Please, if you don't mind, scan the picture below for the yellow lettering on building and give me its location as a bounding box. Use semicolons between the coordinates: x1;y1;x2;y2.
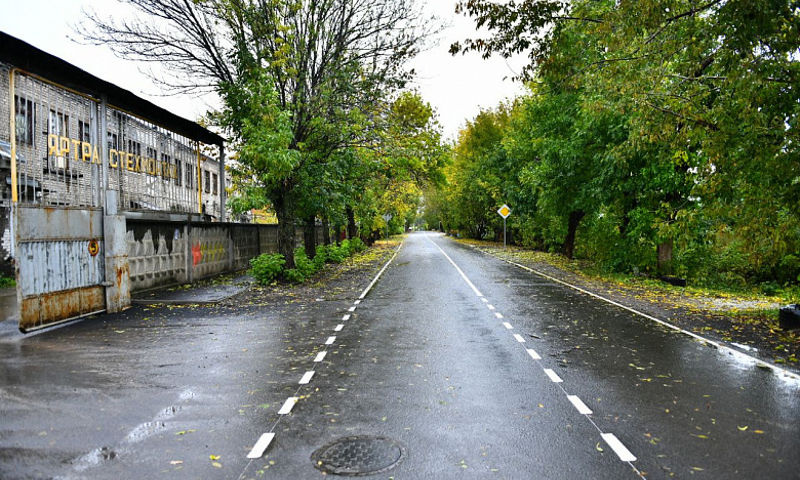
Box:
43;134;209;186
59;137;70;158
81;142;92;163
48;134;58;156
71;139;81;160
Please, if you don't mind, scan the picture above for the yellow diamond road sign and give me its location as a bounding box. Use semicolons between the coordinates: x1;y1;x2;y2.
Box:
498;204;511;219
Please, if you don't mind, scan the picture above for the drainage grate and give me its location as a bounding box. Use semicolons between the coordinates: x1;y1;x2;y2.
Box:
311;436;406;476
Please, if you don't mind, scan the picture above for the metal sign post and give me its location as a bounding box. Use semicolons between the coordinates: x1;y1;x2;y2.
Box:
497;204;511;248
382;213;393;240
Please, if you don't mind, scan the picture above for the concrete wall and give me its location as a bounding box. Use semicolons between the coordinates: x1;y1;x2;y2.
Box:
127;219;326;292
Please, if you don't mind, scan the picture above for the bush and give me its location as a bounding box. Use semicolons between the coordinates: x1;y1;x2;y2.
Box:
284;268;307;284
349;238;366;253
326;243;348;263
253;239;370;285
313;245;328;270
293;247;318;279
250;253;285;285
0;275;14;288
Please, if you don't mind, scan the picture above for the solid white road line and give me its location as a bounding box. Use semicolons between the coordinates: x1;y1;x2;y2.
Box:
425;235;484;297
601;433;637;462
359;243;402;299
334;324;344;332
543;368;563;383
481;298;489;303
503;322;513;330
246;433;275;459
314;351;327;362
513;333;526;343
325;336;336;345
495;257;800;382
278;397;298;415
526;348;541;360
299;371;315;384
342;314;351;321
567;395;593;415
495;312;504;319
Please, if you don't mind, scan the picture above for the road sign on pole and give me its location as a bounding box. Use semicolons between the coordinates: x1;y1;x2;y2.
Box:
497;205;511;248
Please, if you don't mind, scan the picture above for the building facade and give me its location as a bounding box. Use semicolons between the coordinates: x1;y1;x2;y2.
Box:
1;32;226;278
1;32;228;331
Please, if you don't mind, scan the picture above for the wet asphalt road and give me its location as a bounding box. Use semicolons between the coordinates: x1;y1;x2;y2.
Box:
1;232;799;479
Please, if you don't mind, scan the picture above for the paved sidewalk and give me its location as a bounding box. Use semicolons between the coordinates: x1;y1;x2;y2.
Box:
131;274;253;305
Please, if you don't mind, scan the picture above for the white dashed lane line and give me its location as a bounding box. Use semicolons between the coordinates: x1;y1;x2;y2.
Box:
543;369;563;383
240;242;404;475
299;371;315;385
425;233;642;476
567;395;593;415
334;324;344;332
246;433;275;459
277;397;298;415
602;433;637;462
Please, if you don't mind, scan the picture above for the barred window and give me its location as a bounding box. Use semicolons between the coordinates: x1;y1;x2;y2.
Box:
78;120;91;143
204;170;210;194
14;96;35;146
212;173;218;195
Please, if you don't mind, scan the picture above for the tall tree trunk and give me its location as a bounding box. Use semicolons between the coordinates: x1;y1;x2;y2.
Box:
562;210;585;260
346;207;358;240
274;189;296;270
322;217;331;245
333;223;343;244
303;215;317;259
657;239;674;275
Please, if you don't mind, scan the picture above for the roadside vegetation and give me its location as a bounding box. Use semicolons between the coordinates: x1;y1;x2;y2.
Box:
0;274;14;288
421;0;800;302
250;239;367;285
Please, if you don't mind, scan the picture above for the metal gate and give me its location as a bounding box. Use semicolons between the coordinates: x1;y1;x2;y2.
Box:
15;207;106;331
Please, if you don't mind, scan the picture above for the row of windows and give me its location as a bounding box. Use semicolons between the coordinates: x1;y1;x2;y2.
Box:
12;95;219;195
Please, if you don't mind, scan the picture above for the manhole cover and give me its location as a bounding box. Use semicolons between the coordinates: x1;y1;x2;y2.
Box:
311;435;406;476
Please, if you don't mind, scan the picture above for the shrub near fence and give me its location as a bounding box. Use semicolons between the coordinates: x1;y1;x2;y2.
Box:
250;238;368;285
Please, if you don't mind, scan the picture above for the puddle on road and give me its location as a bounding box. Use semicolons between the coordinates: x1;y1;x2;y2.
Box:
70;388;196;472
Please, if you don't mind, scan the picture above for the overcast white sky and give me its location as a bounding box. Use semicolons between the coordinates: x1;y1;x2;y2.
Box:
0;0;525;140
